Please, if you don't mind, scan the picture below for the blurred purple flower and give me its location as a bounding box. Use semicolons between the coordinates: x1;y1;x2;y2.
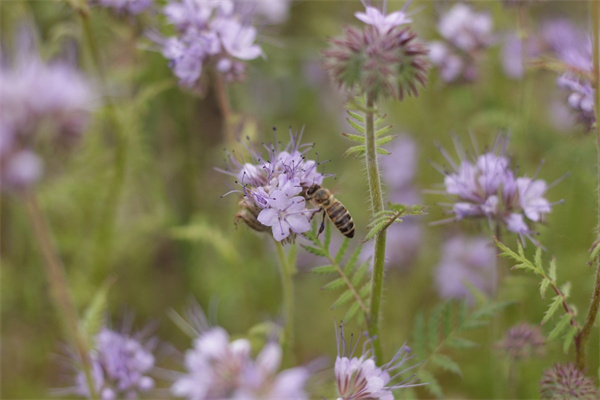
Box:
354;6;412;33
218;129;323;242
335;325;423;399
501;34;543;79
435;236;496;303
94;0;153;15
495;323;545;361
435;135;557;242
0;32;94;190
540;363;599;400
70;326;156;400
159;0;264;89
172;326;311;399
428;3;493;83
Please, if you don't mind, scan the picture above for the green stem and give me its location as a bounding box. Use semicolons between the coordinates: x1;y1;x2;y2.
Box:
575;0;600;371
214;71;236;144
24;192;97;399
274;240;296;362
364;94;386;362
75;5;128;274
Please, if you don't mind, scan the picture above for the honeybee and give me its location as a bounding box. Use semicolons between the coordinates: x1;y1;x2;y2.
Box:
303;184;355;238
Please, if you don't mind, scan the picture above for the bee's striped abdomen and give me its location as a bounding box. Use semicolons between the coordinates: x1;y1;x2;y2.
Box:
326;201;355;238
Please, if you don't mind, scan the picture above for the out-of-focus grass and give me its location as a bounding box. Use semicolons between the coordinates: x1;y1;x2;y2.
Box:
1;1;598;398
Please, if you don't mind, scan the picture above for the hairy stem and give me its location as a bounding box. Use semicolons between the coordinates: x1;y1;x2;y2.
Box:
575;0;600;371
76;6;128;275
24;192;97;399
214;71;236;144
274;240;296;363
364;94;386;362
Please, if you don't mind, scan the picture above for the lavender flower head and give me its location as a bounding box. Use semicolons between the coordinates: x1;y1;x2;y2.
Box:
540;363;599;400
435;135;558;243
218;130;323;242
335;325;423;400
172;326;310;399
70;326;156;400
495;323;545;361
0;33;94;190
435;236;496;303
93;0;153;15
428;3;493;83
322;2;429;101
159;0;264;90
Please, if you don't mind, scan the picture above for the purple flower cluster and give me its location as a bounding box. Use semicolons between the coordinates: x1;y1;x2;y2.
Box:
160;0;263;89
172;326;310;399
495;323;545;361
0;41;94;190
428;3;493;83
72;327;156;400
219;131;323;242
94;0;153;15
435;236;496;304
437;136;554;241
540;363;599;400
335;326;423;399
322;4;429;101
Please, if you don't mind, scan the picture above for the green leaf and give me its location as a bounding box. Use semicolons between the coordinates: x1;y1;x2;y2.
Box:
359;283;370;297
346;110;364;123
301;245;327;257
342;145;366;158
322;277;346;291
81;279;113;341
352;260;369;286
341;132;365;143
561;282;571;298
311;265;336;274
344;244;363;274
430;354;462;376
418;369;443;398
442;302;453;338
376;135;397;146
335;238;350;263
428;305;442;352
375;124;393;137
331;290;353;309
377;147;391;155
344;301;361;323
346;116;365;134
542;296;563;325
549;258;557;282
589;242;600;264
445;337;477;348
563;325;578;353
547;313;572;341
534;247;543;270
540;278;551;299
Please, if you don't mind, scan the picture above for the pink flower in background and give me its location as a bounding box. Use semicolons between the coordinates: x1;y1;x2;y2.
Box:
355;6;412;33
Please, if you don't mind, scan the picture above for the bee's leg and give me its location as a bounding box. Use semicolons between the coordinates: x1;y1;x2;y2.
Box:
317;209;326;237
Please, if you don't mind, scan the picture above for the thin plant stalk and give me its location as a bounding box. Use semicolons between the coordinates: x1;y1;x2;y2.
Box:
575;0;600;371
364;93;386;362
274;240;296;364
24;191;97;399
214;71;236;144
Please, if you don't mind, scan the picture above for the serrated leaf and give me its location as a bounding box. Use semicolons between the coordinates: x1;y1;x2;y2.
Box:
549;258;557;282
344;244;363;274
542;296;563;325
346;110;364;123
540;278;551;299
430;354;462;376
442;303;453;338
413;313;426;359
563;325;578;353
352;260;369;286
301;245;327;257
375;124;393;137
548;313;572;341
561;282;571;298
589;242;600;264
331;290;353;309
322;277;346;291
376;135;397;146
311;265;337;274
344;301;361;323
534;247;543;270
335;238;350;263
517;240;525;258
359;283;370;297
446;337;477;348
377;147;391;155
81;280;112;340
342;132;365;143
457;301;467;327
342;145;366;158
428;305;442;352
418;370;442;398
346;117;365;133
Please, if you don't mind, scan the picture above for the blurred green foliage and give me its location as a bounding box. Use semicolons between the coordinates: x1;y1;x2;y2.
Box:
1;0;599;398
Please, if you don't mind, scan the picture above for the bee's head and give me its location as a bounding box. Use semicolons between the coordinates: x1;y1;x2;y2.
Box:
306;184;320;197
